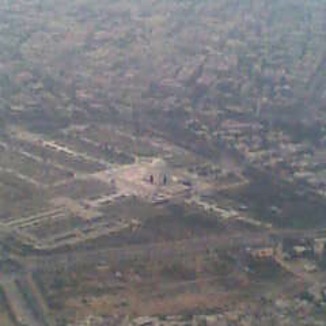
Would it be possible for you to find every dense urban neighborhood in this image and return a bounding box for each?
[0,0,325,325]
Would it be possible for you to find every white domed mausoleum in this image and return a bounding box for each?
[147,158,169,186]
[114,156,190,202]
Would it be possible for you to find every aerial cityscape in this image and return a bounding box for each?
[0,0,325,325]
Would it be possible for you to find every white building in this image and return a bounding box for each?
[147,158,169,186]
